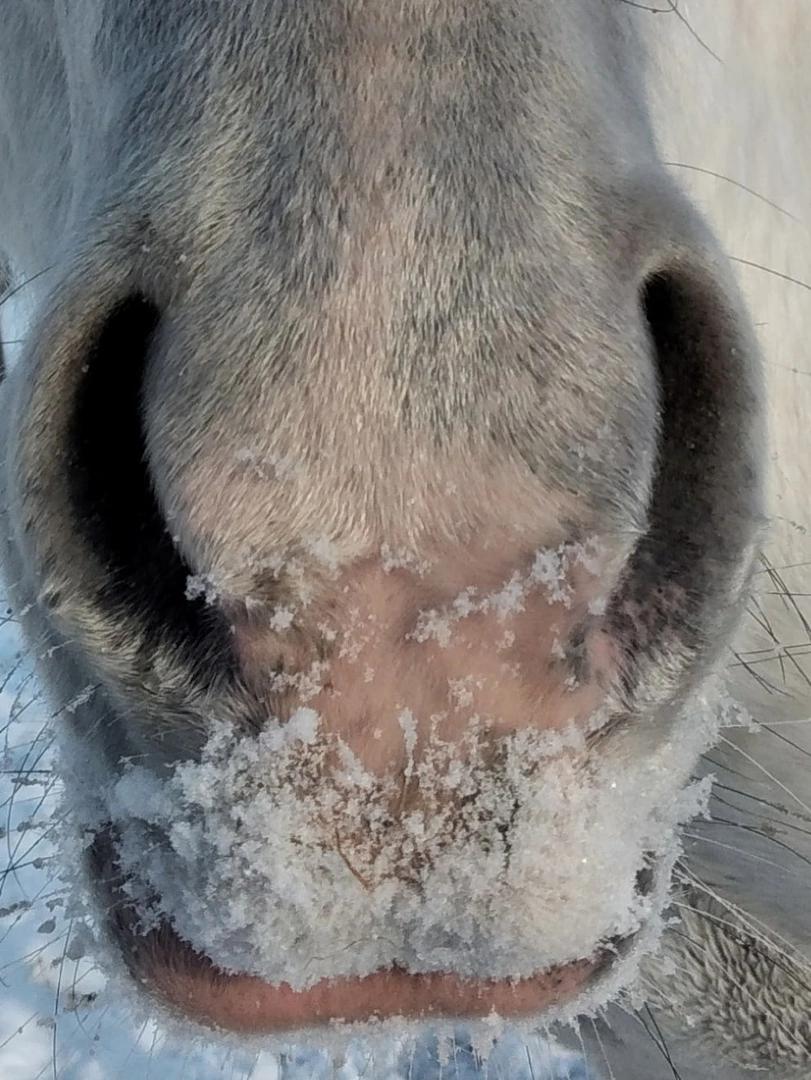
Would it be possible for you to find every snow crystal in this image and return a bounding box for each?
[529,549,573,608]
[409,608,454,648]
[398,709,418,779]
[268,605,295,632]
[235,447,300,483]
[337,607,377,660]
[64,684,98,714]
[380,544,433,576]
[303,534,342,572]
[448,677,479,710]
[587,594,608,616]
[487,572,528,620]
[451,587,479,619]
[185,573,220,605]
[550,635,567,660]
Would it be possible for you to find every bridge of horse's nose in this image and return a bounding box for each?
[224,543,621,774]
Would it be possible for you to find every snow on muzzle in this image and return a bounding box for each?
[67,678,723,1035]
[52,536,729,1033]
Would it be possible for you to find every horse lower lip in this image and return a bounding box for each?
[87,828,622,1033]
[144,932,606,1033]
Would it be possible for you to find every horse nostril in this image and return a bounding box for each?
[641,271,753,560]
[67,296,225,656]
[640,268,762,575]
[69,296,161,573]
[606,266,764,699]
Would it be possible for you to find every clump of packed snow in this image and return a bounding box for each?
[59,683,724,1002]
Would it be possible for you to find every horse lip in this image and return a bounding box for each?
[84,826,630,1032]
[144,932,609,1033]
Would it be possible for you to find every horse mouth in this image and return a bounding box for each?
[145,940,605,1033]
[86,828,624,1033]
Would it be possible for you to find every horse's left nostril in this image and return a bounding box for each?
[640,268,762,580]
[606,264,764,706]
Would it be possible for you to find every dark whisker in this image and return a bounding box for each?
[663,162,799,220]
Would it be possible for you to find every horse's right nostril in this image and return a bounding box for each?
[68,296,161,573]
[66,296,225,659]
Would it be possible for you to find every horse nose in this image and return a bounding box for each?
[6,235,763,768]
[8,279,625,760]
[4,212,763,1040]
